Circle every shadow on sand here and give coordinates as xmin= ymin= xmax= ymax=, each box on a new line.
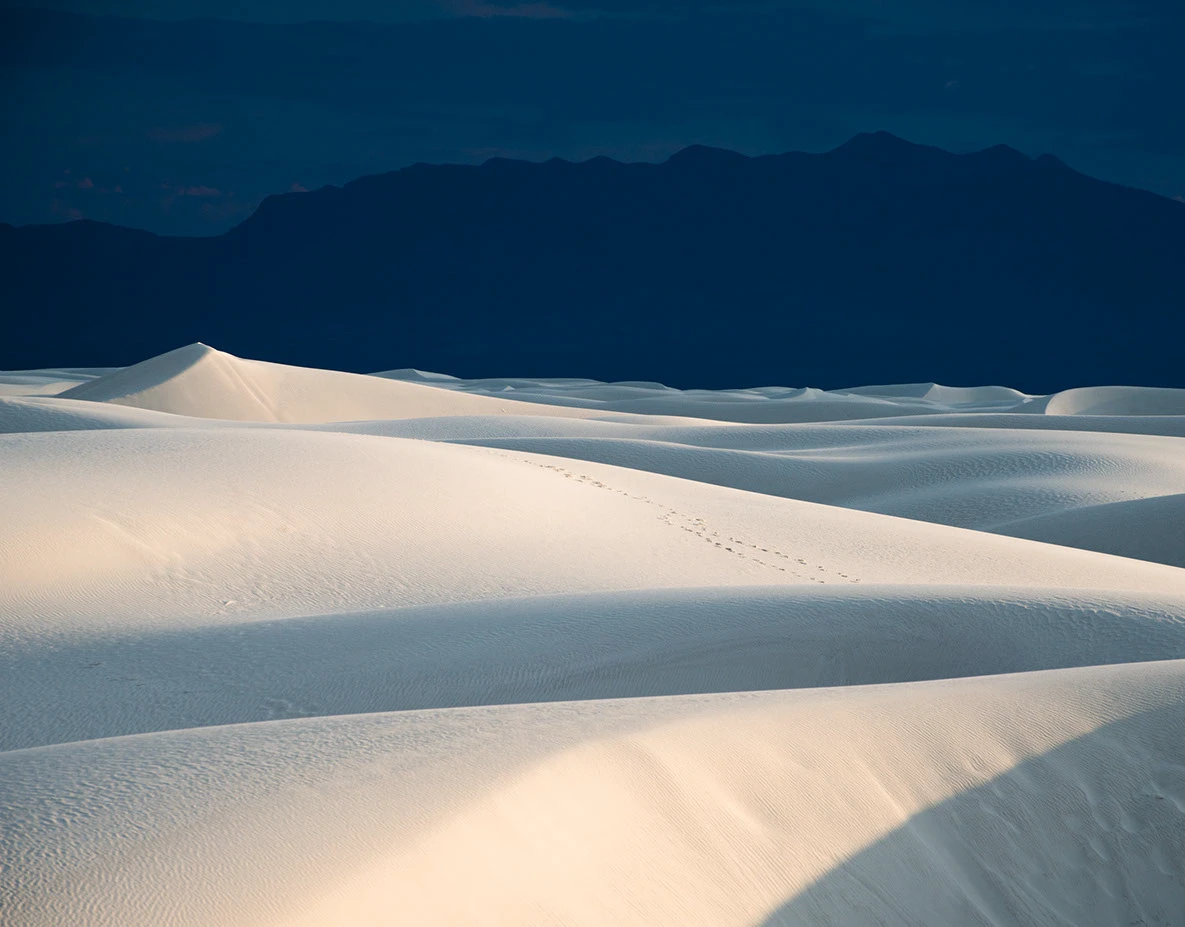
xmin=759 ymin=700 xmax=1185 ymax=926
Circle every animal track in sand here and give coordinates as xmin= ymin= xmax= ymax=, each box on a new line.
xmin=521 ymin=458 xmax=862 ymax=584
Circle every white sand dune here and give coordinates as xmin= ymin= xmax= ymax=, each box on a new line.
xmin=852 ymin=411 xmax=1185 ymax=438
xmin=1002 ymin=491 xmax=1185 ymax=568
xmin=7 ymin=426 xmax=1183 ymax=639
xmin=4 ymin=663 xmax=1183 ymax=927
xmin=58 ymin=343 xmax=604 ymax=423
xmin=315 ymin=413 xmax=1185 ymax=564
xmin=832 ymin=382 xmax=1031 ymax=404
xmin=4 ymin=584 xmax=1185 ymax=753
xmin=3 ymin=345 xmax=1185 ymax=926
xmin=377 ymin=367 xmax=1185 ymax=421
xmin=1042 ymin=385 xmax=1185 ymax=416
xmin=0 ymin=366 xmax=116 ymax=397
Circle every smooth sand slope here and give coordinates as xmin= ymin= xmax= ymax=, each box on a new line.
xmin=3 ymin=345 xmax=1185 ymax=926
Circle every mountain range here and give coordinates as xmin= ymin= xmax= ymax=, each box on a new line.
xmin=4 ymin=131 xmax=1183 ymax=390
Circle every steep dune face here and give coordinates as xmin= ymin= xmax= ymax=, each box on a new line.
xmin=3 ymin=347 xmax=1185 ymax=926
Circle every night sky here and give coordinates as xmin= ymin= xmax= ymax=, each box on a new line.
xmin=3 ymin=0 xmax=1182 ymax=235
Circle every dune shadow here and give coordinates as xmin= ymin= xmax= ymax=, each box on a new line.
xmin=757 ymin=700 xmax=1185 ymax=926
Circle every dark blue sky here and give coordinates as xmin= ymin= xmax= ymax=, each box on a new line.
xmin=3 ymin=0 xmax=1182 ymax=233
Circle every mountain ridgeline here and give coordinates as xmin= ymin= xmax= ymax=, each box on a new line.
xmin=4 ymin=132 xmax=1183 ymax=390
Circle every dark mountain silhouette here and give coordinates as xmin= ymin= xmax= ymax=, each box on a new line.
xmin=3 ymin=132 xmax=1183 ymax=390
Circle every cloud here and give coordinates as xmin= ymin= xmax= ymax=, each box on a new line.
xmin=289 ymin=182 xmax=308 ymax=192
xmin=77 ymin=177 xmax=94 ymax=189
xmin=147 ymin=123 xmax=223 ymax=143
xmin=179 ymin=185 xmax=223 ymax=197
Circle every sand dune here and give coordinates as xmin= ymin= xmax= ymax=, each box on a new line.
xmin=4 ymin=663 xmax=1183 ymax=927
xmin=5 ymin=584 xmax=1185 ymax=753
xmin=1042 ymin=385 xmax=1185 ymax=416
xmin=1002 ymin=491 xmax=1185 ymax=568
xmin=7 ymin=426 xmax=1183 ymax=640
xmin=3 ymin=345 xmax=1184 ymax=925
xmin=376 ymin=366 xmax=1185 ymax=422
xmin=319 ymin=413 xmax=1185 ymax=564
xmin=59 ymin=343 xmax=603 ymax=423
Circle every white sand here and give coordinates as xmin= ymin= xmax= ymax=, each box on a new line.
xmin=3 ymin=345 xmax=1184 ymax=925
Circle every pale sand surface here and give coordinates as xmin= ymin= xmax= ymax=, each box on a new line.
xmin=2 ymin=344 xmax=1184 ymax=925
